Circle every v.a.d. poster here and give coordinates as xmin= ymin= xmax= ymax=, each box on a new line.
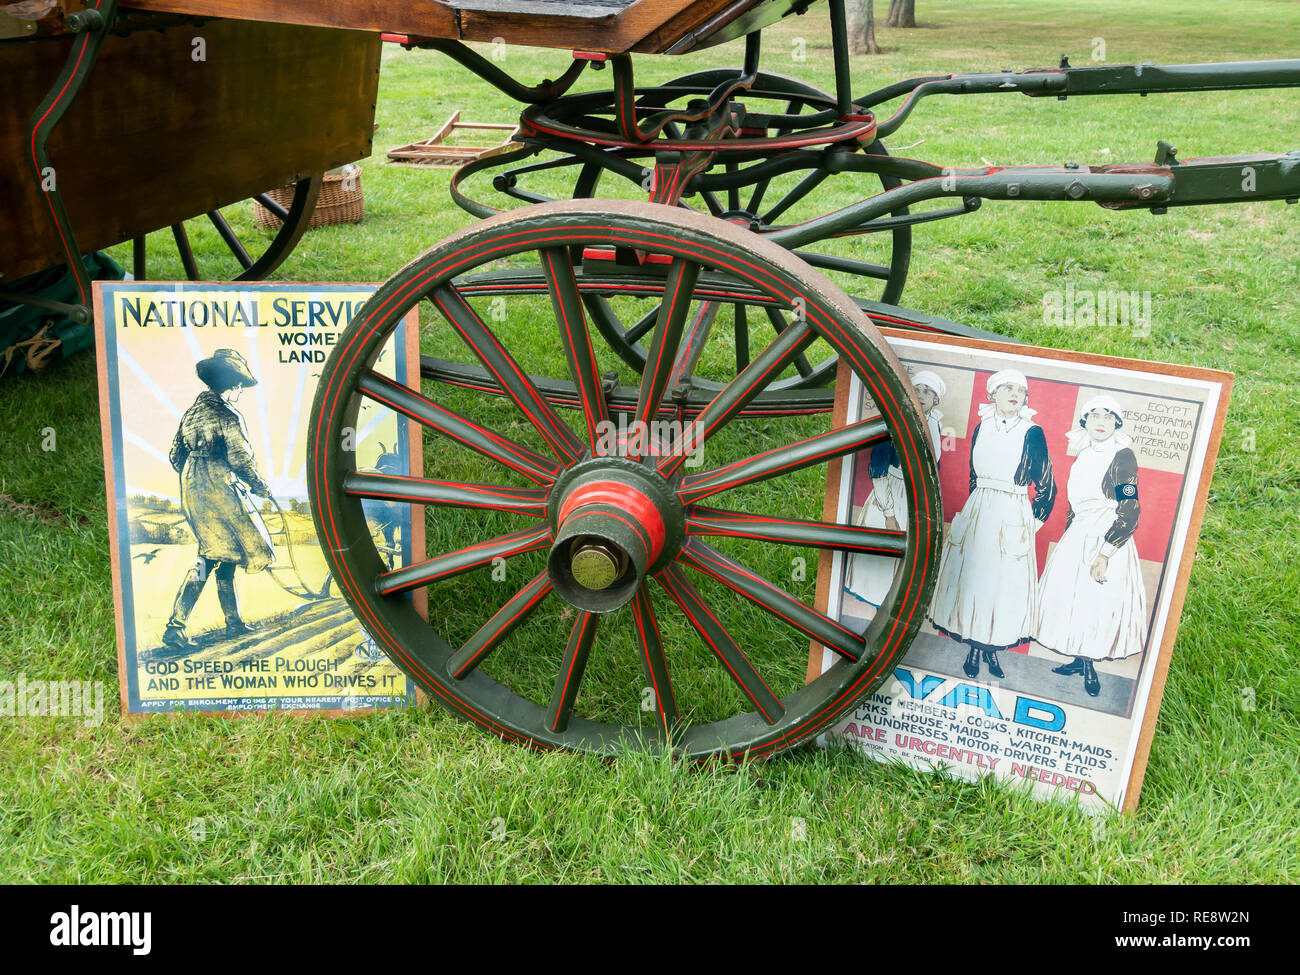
xmin=95 ymin=282 xmax=422 ymax=716
xmin=811 ymin=330 xmax=1231 ymax=812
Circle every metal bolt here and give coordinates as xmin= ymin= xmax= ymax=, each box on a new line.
xmin=1007 ymin=184 xmax=1021 ymax=197
xmin=571 ymin=542 xmax=623 ymax=590
xmin=65 ymin=9 xmax=105 ymax=32
xmin=1067 ymin=181 xmax=1087 ymax=200
xmin=1064 ymin=161 xmax=1079 ymax=170
xmin=1138 ymin=185 xmax=1155 ymax=199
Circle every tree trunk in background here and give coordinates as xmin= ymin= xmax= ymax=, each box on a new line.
xmin=886 ymin=0 xmax=917 ymax=28
xmin=846 ymin=0 xmax=882 ymax=55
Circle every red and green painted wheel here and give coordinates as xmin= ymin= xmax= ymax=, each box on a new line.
xmin=307 ymin=200 xmax=940 ymax=759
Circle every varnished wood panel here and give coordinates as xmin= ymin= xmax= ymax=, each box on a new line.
xmin=116 ymin=0 xmax=770 ymax=54
xmin=634 ymin=0 xmax=807 ymax=54
xmin=114 ymin=0 xmax=458 ymax=39
xmin=1 ymin=18 xmax=380 ymax=280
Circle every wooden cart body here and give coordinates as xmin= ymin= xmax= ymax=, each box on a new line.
xmin=2 ymin=5 xmax=380 ymax=283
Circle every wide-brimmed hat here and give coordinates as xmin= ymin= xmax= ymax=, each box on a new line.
xmin=196 ymin=348 xmax=257 ymax=390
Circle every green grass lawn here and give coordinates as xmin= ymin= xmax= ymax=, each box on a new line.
xmin=2 ymin=0 xmax=1297 ymax=883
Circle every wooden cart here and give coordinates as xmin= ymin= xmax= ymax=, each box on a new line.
xmin=6 ymin=0 xmax=1297 ymax=760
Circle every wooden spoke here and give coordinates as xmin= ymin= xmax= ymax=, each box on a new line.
xmin=254 ymin=192 xmax=289 ymax=222
xmin=132 ymin=236 xmax=146 ymax=280
xmin=206 ymin=210 xmax=254 ymax=270
xmin=761 ymin=169 xmax=829 ymax=224
xmin=794 ymin=250 xmax=892 ymax=281
xmin=358 ymin=371 xmax=561 ymax=485
xmin=733 ymin=304 xmax=750 ymax=372
xmin=624 ymin=305 xmax=662 ymax=345
xmin=343 ymin=473 xmax=549 ymax=518
xmin=746 ymin=98 xmax=805 ymax=215
xmin=376 ymin=525 xmax=552 ymax=597
xmin=686 ymin=507 xmax=908 ymax=556
xmin=630 ymin=586 xmax=679 ymax=740
xmin=667 ymin=300 xmax=720 ymax=392
xmin=659 ymin=566 xmax=784 ymax=725
xmin=764 ymin=306 xmax=815 ymax=378
xmin=171 ymin=223 xmax=199 ymax=280
xmin=135 ymin=176 xmax=320 ymax=284
xmin=678 ymin=416 xmax=889 ymax=504
xmin=448 ymin=571 xmax=552 ymax=679
xmin=633 ymin=258 xmax=702 ymax=433
xmin=698 ymin=187 xmax=725 ymax=217
xmin=431 ymin=283 xmax=585 ymax=464
xmin=679 ymin=542 xmax=866 ymax=662
xmin=656 ymin=318 xmax=817 ymax=478
xmin=747 ymin=175 xmax=772 ymax=216
xmin=546 ymin=612 xmax=598 ymax=733
xmin=542 ymin=246 xmax=610 ymax=448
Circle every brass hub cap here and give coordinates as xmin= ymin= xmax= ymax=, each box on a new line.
xmin=570 ymin=540 xmax=627 ymax=590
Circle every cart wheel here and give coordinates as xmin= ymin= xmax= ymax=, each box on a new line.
xmin=308 ymin=200 xmax=940 ymax=759
xmin=129 ymin=174 xmax=322 ymax=282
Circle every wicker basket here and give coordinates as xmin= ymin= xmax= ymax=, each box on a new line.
xmin=255 ymin=164 xmax=364 ymax=230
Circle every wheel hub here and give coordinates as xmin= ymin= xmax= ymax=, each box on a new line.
xmin=547 ymin=457 xmax=682 ymax=613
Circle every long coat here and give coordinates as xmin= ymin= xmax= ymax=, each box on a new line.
xmin=169 ymin=390 xmax=274 ymax=571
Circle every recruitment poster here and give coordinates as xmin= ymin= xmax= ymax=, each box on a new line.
xmin=95 ymin=282 xmax=422 ymax=716
xmin=811 ymin=330 xmax=1231 ymax=812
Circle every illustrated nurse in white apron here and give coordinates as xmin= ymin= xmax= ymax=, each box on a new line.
xmin=845 ymin=370 xmax=947 ymax=608
xmin=1033 ymin=395 xmax=1147 ymax=697
xmin=928 ymin=369 xmax=1057 ymax=680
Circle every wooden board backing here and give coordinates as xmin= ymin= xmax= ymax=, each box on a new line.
xmin=1 ymin=18 xmax=379 ymax=281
